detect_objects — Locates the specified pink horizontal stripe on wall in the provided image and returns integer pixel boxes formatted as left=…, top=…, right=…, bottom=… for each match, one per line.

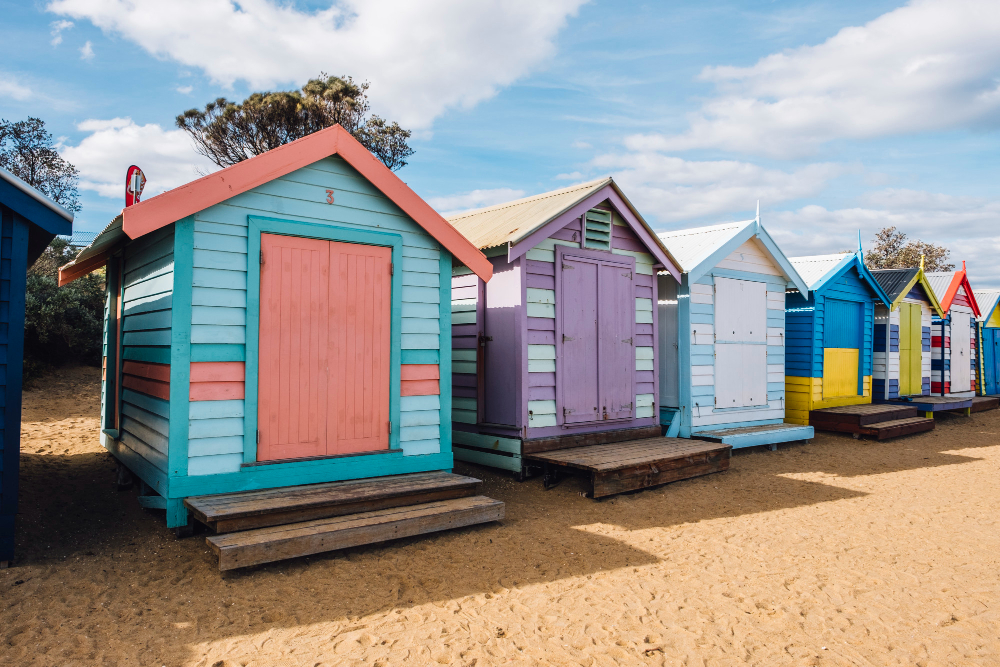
left=190, top=361, right=245, bottom=401
left=401, top=364, right=440, bottom=396
left=123, top=360, right=171, bottom=382
left=123, top=375, right=170, bottom=401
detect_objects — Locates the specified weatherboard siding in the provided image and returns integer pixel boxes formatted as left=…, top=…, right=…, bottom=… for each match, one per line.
left=115, top=225, right=175, bottom=475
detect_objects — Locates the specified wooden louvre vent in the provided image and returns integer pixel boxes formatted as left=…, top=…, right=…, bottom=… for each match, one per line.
left=583, top=209, right=612, bottom=250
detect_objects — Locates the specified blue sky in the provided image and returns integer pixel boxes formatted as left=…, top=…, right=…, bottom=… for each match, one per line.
left=3, top=0, right=999, bottom=285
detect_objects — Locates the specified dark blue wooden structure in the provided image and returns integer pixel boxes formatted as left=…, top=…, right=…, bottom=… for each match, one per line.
left=0, top=166, right=73, bottom=565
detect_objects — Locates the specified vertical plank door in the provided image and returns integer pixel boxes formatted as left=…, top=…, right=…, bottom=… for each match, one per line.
left=823, top=299, right=862, bottom=398
left=951, top=314, right=971, bottom=392
left=257, top=235, right=391, bottom=461
left=599, top=262, right=634, bottom=419
left=327, top=241, right=392, bottom=454
left=560, top=257, right=600, bottom=423
left=908, top=304, right=923, bottom=395
left=258, top=234, right=331, bottom=461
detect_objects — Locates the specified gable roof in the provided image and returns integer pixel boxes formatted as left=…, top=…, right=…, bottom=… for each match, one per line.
left=0, top=165, right=74, bottom=235
left=870, top=268, right=945, bottom=317
left=925, top=266, right=981, bottom=317
left=657, top=218, right=809, bottom=295
left=973, top=289, right=1000, bottom=323
left=788, top=252, right=891, bottom=306
left=445, top=178, right=681, bottom=281
left=59, top=124, right=491, bottom=285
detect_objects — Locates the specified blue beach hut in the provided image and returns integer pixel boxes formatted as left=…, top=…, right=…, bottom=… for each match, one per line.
left=783, top=252, right=892, bottom=425
left=0, top=167, right=74, bottom=566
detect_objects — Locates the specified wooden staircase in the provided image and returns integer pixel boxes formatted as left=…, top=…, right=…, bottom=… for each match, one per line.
left=185, top=472, right=504, bottom=571
left=809, top=404, right=934, bottom=440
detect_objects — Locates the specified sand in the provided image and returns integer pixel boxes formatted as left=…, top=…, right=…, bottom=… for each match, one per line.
left=2, top=365, right=1000, bottom=666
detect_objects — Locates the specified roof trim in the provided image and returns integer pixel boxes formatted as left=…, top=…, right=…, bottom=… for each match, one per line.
left=681, top=218, right=809, bottom=295
left=974, top=290, right=1000, bottom=323
left=889, top=269, right=945, bottom=317
left=118, top=124, right=491, bottom=281
left=506, top=181, right=681, bottom=282
left=0, top=166, right=74, bottom=236
left=938, top=267, right=981, bottom=318
left=809, top=253, right=892, bottom=307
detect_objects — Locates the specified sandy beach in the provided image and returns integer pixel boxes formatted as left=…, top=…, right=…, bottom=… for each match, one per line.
left=2, top=365, right=999, bottom=666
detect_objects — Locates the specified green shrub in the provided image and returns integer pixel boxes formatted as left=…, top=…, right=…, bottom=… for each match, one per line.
left=24, top=238, right=105, bottom=381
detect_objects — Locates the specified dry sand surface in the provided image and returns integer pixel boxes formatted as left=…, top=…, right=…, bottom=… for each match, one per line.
left=2, top=366, right=1000, bottom=666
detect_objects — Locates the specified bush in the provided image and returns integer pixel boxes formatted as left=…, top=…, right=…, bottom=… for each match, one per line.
left=23, top=238, right=105, bottom=381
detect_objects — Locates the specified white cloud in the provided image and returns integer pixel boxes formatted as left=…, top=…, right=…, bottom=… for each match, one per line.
left=47, top=0, right=586, bottom=129
left=426, top=188, right=526, bottom=217
left=768, top=189, right=1000, bottom=286
left=61, top=118, right=218, bottom=200
left=555, top=171, right=586, bottom=181
left=0, top=74, right=32, bottom=101
left=592, top=150, right=847, bottom=223
left=50, top=19, right=73, bottom=45
left=175, top=85, right=193, bottom=94
left=630, top=0, right=1000, bottom=157
left=79, top=40, right=94, bottom=60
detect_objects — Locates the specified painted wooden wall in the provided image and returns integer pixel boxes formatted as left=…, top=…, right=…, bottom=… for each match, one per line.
left=450, top=205, right=658, bottom=437
left=180, top=155, right=445, bottom=476
left=0, top=209, right=29, bottom=562
left=680, top=238, right=788, bottom=435
left=873, top=291, right=932, bottom=399
left=101, top=225, right=176, bottom=480
left=784, top=265, right=875, bottom=424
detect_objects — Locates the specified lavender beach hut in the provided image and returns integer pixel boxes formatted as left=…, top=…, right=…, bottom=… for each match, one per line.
left=446, top=178, right=682, bottom=478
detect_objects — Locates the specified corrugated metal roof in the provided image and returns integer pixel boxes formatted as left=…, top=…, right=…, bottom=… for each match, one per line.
left=70, top=213, right=125, bottom=265
left=788, top=253, right=852, bottom=290
left=974, top=289, right=1000, bottom=322
left=871, top=268, right=919, bottom=302
left=656, top=221, right=751, bottom=273
left=446, top=177, right=611, bottom=249
left=0, top=165, right=74, bottom=222
left=924, top=271, right=956, bottom=303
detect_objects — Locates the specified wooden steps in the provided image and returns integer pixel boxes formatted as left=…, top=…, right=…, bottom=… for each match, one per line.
left=207, top=496, right=505, bottom=571
left=525, top=437, right=730, bottom=498
left=970, top=396, right=1000, bottom=413
left=886, top=395, right=974, bottom=416
left=186, top=472, right=504, bottom=570
left=693, top=423, right=814, bottom=450
left=185, top=471, right=481, bottom=532
left=809, top=404, right=934, bottom=440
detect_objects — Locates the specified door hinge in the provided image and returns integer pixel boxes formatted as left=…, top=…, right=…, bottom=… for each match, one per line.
left=256, top=429, right=260, bottom=444
left=563, top=334, right=575, bottom=342
left=390, top=262, right=394, bottom=275
left=563, top=407, right=573, bottom=415
left=562, top=264, right=574, bottom=270
left=388, top=420, right=392, bottom=434
left=623, top=337, right=632, bottom=345
left=260, top=249, right=264, bottom=265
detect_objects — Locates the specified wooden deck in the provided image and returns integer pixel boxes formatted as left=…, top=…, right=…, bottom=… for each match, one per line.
left=187, top=472, right=504, bottom=570
left=809, top=404, right=935, bottom=440
left=692, top=423, right=814, bottom=450
left=524, top=437, right=730, bottom=499
left=970, top=396, right=1000, bottom=413
left=888, top=395, right=974, bottom=417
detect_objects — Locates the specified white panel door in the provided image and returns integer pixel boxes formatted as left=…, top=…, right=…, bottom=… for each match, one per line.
left=951, top=311, right=972, bottom=392
left=715, top=277, right=766, bottom=342
left=741, top=344, right=768, bottom=406
left=715, top=344, right=743, bottom=408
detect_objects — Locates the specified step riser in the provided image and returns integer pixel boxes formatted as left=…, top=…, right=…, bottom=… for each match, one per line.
left=212, top=499, right=505, bottom=571
left=522, top=426, right=663, bottom=455
left=592, top=453, right=730, bottom=498
left=210, top=486, right=479, bottom=533
left=810, top=408, right=917, bottom=427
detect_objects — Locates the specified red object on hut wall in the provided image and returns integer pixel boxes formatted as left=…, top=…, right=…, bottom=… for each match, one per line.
left=125, top=165, right=145, bottom=207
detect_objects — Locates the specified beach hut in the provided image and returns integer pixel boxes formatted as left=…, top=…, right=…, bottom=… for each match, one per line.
left=445, top=179, right=729, bottom=495
left=974, top=289, right=1000, bottom=396
left=656, top=215, right=815, bottom=449
left=925, top=265, right=980, bottom=397
left=0, top=167, right=74, bottom=566
left=870, top=267, right=944, bottom=402
left=783, top=252, right=892, bottom=424
left=56, top=126, right=505, bottom=569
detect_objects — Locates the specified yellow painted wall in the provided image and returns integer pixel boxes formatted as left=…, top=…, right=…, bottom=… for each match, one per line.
left=785, top=374, right=873, bottom=426
left=988, top=308, right=1000, bottom=328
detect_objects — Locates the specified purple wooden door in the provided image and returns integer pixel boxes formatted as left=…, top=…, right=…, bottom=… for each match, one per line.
left=560, top=257, right=601, bottom=423
left=600, top=262, right=634, bottom=419
left=483, top=257, right=520, bottom=425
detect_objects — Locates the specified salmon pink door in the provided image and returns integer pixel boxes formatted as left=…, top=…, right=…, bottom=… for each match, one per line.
left=257, top=233, right=392, bottom=462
